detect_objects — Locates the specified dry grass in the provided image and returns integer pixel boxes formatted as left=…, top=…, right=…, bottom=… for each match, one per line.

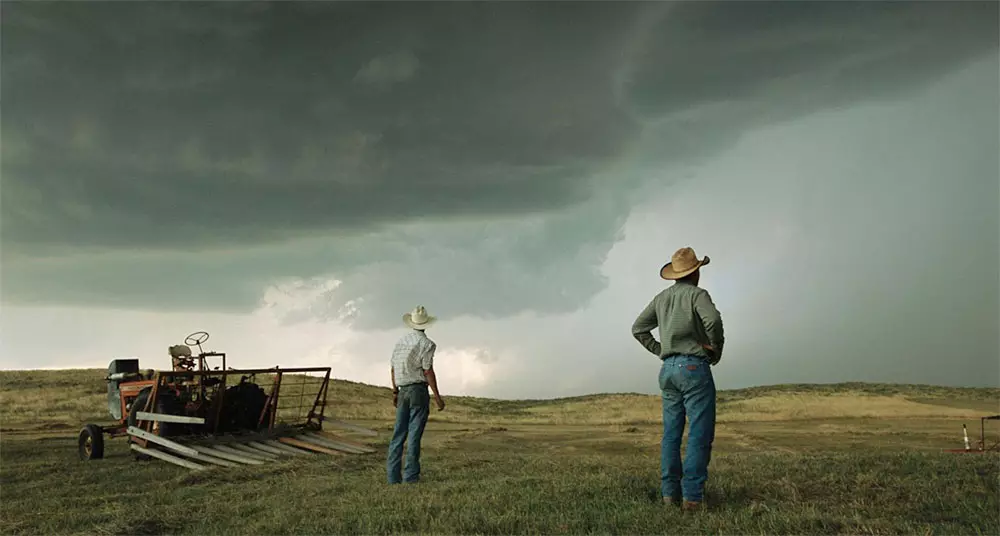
left=1, top=369, right=998, bottom=535
left=0, top=369, right=107, bottom=430
left=2, top=370, right=998, bottom=431
left=718, top=393, right=992, bottom=422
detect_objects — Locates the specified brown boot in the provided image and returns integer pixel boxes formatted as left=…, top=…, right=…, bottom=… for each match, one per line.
left=663, top=496, right=682, bottom=507
left=682, top=500, right=705, bottom=512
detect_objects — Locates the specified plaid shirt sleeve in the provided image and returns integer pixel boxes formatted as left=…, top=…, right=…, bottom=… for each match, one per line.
left=421, top=340, right=436, bottom=370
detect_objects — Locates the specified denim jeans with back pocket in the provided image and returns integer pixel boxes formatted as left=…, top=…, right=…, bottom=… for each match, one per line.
left=386, top=383, right=430, bottom=484
left=659, top=355, right=717, bottom=502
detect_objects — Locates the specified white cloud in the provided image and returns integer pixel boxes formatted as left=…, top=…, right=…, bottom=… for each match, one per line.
left=432, top=347, right=501, bottom=394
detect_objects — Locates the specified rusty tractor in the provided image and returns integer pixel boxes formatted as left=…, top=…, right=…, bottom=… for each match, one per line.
left=77, top=331, right=376, bottom=470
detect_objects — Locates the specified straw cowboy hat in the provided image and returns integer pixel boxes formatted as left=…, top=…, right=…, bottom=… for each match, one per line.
left=660, top=247, right=711, bottom=280
left=403, top=305, right=436, bottom=330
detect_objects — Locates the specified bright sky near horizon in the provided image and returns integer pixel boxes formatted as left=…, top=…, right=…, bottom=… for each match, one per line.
left=2, top=2, right=998, bottom=399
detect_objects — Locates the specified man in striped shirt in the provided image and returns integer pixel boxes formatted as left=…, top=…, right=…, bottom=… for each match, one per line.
left=632, top=247, right=725, bottom=511
left=387, top=305, right=446, bottom=484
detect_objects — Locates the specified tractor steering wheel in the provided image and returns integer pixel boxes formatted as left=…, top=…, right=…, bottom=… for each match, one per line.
left=184, top=331, right=210, bottom=347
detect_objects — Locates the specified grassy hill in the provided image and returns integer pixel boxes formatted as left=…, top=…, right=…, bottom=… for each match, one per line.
left=1, top=369, right=998, bottom=535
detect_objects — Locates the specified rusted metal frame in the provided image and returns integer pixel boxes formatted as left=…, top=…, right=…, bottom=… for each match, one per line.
left=118, top=391, right=128, bottom=422
left=306, top=371, right=330, bottom=428
left=259, top=371, right=281, bottom=430
left=212, top=373, right=228, bottom=434
left=197, top=356, right=208, bottom=413
left=194, top=355, right=214, bottom=424
left=270, top=372, right=282, bottom=430
left=319, top=370, right=330, bottom=424
left=118, top=380, right=155, bottom=423
left=138, top=372, right=164, bottom=438
left=146, top=367, right=331, bottom=377
left=105, top=424, right=129, bottom=438
left=195, top=351, right=227, bottom=372
left=982, top=415, right=1000, bottom=452
left=296, top=375, right=307, bottom=423
left=122, top=367, right=333, bottom=460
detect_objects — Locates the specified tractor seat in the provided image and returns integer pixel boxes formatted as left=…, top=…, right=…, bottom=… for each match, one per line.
left=169, top=344, right=197, bottom=372
left=168, top=345, right=193, bottom=358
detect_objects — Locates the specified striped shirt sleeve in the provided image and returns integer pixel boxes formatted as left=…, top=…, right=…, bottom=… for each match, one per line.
left=631, top=297, right=662, bottom=357
left=694, top=289, right=724, bottom=363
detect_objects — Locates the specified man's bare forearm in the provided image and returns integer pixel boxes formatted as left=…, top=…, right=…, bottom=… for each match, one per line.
left=424, top=368, right=441, bottom=398
left=391, top=367, right=397, bottom=391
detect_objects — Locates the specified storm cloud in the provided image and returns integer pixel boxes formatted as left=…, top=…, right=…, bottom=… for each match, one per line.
left=2, top=1, right=997, bottom=329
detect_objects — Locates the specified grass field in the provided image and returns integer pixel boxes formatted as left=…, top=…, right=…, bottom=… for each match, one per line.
left=1, top=369, right=998, bottom=535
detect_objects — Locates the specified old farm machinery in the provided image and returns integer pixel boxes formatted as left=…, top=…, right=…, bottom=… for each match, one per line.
left=943, top=414, right=1000, bottom=454
left=77, top=331, right=376, bottom=470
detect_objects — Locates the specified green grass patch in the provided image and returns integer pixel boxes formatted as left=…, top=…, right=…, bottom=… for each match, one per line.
left=1, top=370, right=998, bottom=534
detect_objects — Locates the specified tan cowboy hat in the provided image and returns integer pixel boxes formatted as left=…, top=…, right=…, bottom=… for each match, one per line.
left=403, top=305, right=436, bottom=329
left=660, top=247, right=711, bottom=280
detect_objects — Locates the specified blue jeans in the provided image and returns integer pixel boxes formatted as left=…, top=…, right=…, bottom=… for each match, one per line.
left=659, top=355, right=717, bottom=502
left=386, top=383, right=430, bottom=484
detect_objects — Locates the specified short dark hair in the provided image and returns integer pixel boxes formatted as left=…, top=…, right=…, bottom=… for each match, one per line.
left=677, top=270, right=699, bottom=284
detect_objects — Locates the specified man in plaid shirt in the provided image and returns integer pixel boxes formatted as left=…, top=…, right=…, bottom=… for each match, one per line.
left=387, top=305, right=446, bottom=484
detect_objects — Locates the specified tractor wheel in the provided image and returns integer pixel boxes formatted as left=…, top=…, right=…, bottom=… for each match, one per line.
left=127, top=387, right=184, bottom=460
left=78, top=424, right=104, bottom=461
left=220, top=381, right=271, bottom=432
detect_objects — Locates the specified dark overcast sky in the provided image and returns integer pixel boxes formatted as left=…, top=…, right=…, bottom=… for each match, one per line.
left=2, top=1, right=997, bottom=397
